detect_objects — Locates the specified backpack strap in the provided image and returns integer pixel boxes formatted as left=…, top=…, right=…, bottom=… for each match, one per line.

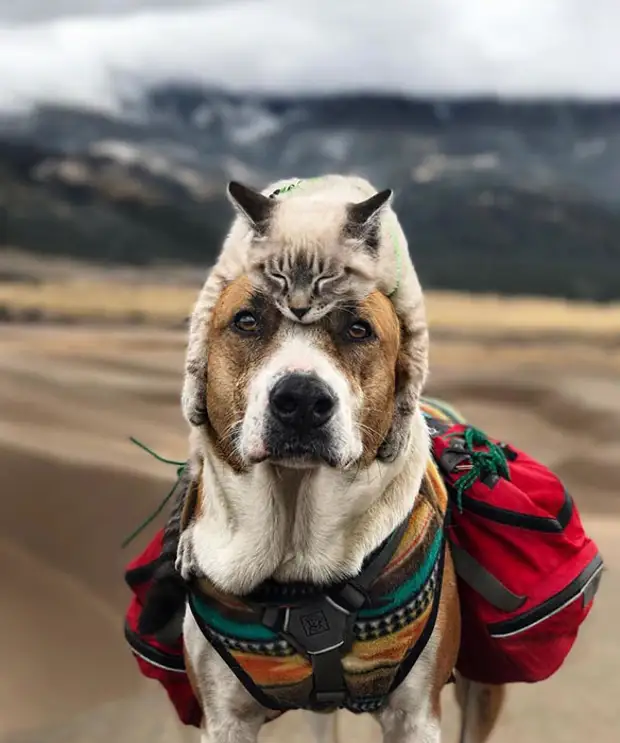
left=426, top=416, right=510, bottom=507
left=449, top=542, right=526, bottom=612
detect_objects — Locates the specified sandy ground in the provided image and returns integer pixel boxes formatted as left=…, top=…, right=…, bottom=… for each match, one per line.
left=1, top=322, right=619, bottom=743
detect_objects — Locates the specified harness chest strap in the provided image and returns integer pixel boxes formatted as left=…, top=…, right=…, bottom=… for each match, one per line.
left=186, top=470, right=448, bottom=714
left=258, top=516, right=411, bottom=707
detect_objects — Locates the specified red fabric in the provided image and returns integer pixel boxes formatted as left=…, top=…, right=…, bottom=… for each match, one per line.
left=124, top=529, right=202, bottom=728
left=431, top=425, right=601, bottom=684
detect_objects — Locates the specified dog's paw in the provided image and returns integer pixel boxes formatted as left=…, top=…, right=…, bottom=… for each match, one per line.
left=377, top=425, right=410, bottom=463
left=175, top=530, right=200, bottom=581
left=377, top=408, right=413, bottom=463
left=181, top=374, right=208, bottom=428
left=187, top=405, right=208, bottom=428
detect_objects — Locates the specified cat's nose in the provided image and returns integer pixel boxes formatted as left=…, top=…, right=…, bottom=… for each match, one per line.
left=290, top=307, right=310, bottom=320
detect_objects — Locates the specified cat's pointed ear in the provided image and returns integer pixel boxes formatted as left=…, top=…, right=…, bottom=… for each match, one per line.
left=346, top=188, right=393, bottom=227
left=227, top=181, right=274, bottom=230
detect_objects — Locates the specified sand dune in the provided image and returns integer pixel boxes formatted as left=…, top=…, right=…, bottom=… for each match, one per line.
left=1, top=322, right=619, bottom=742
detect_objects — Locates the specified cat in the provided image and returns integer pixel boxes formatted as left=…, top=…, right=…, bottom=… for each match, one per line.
left=182, top=174, right=429, bottom=462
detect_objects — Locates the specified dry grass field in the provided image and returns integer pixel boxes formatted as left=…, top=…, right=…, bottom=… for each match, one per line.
left=3, top=274, right=620, bottom=336
left=0, top=260, right=618, bottom=742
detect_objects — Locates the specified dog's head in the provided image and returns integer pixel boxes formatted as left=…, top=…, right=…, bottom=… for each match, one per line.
left=201, top=276, right=405, bottom=471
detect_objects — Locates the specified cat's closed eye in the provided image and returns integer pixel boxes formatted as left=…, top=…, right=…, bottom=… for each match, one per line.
left=313, top=275, right=340, bottom=295
left=268, top=272, right=289, bottom=290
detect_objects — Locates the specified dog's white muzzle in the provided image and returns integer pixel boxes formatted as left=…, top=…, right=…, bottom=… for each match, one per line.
left=238, top=332, right=362, bottom=468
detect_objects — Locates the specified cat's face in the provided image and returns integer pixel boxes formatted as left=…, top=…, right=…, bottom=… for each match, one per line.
left=248, top=247, right=376, bottom=324
left=226, top=179, right=394, bottom=323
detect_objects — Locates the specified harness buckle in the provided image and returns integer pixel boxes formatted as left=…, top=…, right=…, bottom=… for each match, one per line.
left=281, top=596, right=353, bottom=657
left=334, top=582, right=366, bottom=612
left=262, top=593, right=359, bottom=709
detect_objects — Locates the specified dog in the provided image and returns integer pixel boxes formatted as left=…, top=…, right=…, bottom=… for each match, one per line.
left=176, top=274, right=505, bottom=743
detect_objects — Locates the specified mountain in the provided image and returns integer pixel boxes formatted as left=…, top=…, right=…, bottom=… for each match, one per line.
left=2, top=93, right=620, bottom=300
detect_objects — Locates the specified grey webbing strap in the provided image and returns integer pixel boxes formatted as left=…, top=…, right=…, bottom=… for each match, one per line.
left=450, top=543, right=526, bottom=613
left=342, top=513, right=412, bottom=597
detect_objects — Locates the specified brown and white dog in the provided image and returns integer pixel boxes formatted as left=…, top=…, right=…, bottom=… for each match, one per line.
left=177, top=276, right=505, bottom=743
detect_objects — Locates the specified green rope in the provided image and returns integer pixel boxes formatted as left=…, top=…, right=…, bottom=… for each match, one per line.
left=273, top=179, right=303, bottom=195
left=451, top=427, right=510, bottom=512
left=121, top=437, right=188, bottom=549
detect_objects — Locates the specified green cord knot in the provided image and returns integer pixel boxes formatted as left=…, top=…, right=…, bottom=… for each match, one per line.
left=121, top=437, right=188, bottom=549
left=451, top=427, right=510, bottom=512
left=269, top=179, right=303, bottom=197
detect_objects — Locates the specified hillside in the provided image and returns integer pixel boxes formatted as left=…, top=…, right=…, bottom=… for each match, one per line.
left=2, top=97, right=620, bottom=300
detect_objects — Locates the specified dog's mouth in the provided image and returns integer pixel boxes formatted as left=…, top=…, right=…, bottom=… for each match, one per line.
left=261, top=437, right=340, bottom=469
left=239, top=413, right=343, bottom=469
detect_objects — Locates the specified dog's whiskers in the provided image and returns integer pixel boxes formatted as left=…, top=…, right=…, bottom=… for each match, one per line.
left=222, top=417, right=244, bottom=441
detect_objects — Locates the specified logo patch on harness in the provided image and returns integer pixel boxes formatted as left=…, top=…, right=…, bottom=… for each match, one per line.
left=300, top=610, right=330, bottom=637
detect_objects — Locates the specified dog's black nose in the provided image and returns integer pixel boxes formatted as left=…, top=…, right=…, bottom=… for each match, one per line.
left=269, top=374, right=336, bottom=431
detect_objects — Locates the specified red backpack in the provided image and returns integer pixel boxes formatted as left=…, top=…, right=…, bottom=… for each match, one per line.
left=124, top=529, right=202, bottom=728
left=426, top=411, right=603, bottom=685
left=123, top=413, right=604, bottom=724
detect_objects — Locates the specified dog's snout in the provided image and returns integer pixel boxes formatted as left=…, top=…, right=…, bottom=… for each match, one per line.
left=269, top=374, right=336, bottom=431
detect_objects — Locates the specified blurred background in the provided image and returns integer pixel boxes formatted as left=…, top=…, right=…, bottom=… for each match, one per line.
left=0, top=1, right=618, bottom=742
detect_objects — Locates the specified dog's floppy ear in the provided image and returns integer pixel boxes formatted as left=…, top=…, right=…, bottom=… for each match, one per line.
left=227, top=181, right=274, bottom=231
left=346, top=188, right=393, bottom=228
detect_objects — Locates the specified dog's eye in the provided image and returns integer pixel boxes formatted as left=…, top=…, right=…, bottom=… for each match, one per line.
left=233, top=311, right=259, bottom=334
left=346, top=320, right=373, bottom=341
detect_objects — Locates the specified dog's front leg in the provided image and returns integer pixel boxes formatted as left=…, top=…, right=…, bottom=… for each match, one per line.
left=199, top=716, right=264, bottom=743
left=375, top=620, right=445, bottom=743
left=184, top=612, right=267, bottom=743
left=377, top=670, right=442, bottom=743
left=377, top=702, right=441, bottom=743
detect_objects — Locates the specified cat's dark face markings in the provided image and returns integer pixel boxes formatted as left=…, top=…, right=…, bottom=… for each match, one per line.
left=253, top=250, right=355, bottom=324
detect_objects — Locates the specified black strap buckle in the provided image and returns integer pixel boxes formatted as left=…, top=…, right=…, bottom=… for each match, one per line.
left=313, top=689, right=347, bottom=705
left=262, top=593, right=358, bottom=708
left=438, top=439, right=471, bottom=476
left=281, top=595, right=354, bottom=657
